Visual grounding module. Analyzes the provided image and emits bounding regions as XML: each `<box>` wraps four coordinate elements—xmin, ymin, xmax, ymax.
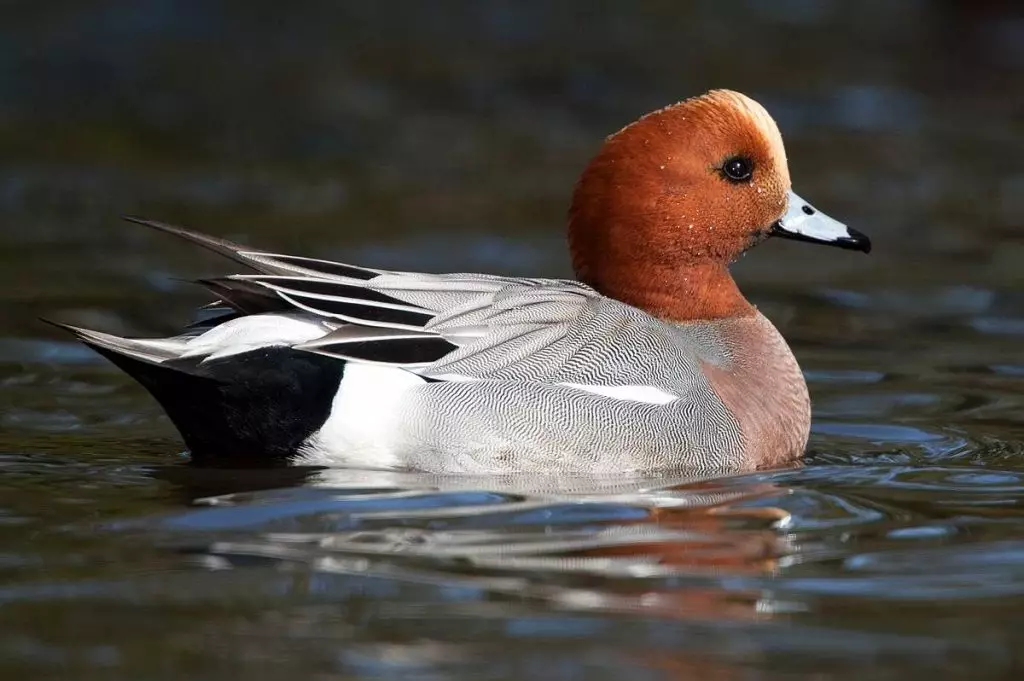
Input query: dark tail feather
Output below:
<box><xmin>121</xmin><ymin>215</ymin><xmax>383</xmax><ymax>280</ymax></box>
<box><xmin>195</xmin><ymin>277</ymin><xmax>293</xmax><ymax>315</ymax></box>
<box><xmin>120</xmin><ymin>216</ymin><xmax>261</xmax><ymax>272</ymax></box>
<box><xmin>49</xmin><ymin>321</ymin><xmax>346</xmax><ymax>463</ymax></box>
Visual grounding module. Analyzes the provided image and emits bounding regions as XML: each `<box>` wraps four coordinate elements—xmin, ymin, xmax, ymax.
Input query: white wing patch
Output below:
<box><xmin>558</xmin><ymin>383</ymin><xmax>679</xmax><ymax>405</ymax></box>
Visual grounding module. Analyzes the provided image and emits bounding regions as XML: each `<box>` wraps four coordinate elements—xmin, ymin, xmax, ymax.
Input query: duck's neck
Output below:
<box><xmin>586</xmin><ymin>260</ymin><xmax>754</xmax><ymax>322</ymax></box>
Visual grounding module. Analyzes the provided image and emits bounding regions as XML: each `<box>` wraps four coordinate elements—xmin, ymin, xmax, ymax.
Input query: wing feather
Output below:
<box><xmin>295</xmin><ymin>326</ymin><xmax>457</xmax><ymax>366</ymax></box>
<box><xmin>275</xmin><ymin>291</ymin><xmax>435</xmax><ymax>329</ymax></box>
<box><xmin>120</xmin><ymin>218</ymin><xmax>686</xmax><ymax>389</ymax></box>
<box><xmin>122</xmin><ymin>216</ymin><xmax>384</xmax><ymax>279</ymax></box>
<box><xmin>196</xmin><ymin>278</ymin><xmax>293</xmax><ymax>314</ymax></box>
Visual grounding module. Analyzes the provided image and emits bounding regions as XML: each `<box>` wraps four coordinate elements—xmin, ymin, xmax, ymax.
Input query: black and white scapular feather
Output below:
<box><xmin>50</xmin><ymin>218</ymin><xmax>718</xmax><ymax>473</ymax></box>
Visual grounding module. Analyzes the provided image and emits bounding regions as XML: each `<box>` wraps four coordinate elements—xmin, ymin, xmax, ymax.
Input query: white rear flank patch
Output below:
<box><xmin>181</xmin><ymin>313</ymin><xmax>332</xmax><ymax>361</ymax></box>
<box><xmin>299</xmin><ymin>363</ymin><xmax>423</xmax><ymax>468</ymax></box>
<box><xmin>558</xmin><ymin>382</ymin><xmax>679</xmax><ymax>405</ymax></box>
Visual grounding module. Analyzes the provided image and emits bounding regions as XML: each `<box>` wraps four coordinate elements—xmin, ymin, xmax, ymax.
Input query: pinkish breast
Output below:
<box><xmin>699</xmin><ymin>312</ymin><xmax>811</xmax><ymax>469</ymax></box>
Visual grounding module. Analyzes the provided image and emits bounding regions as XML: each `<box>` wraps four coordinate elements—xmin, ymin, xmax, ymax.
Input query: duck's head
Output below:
<box><xmin>568</xmin><ymin>89</ymin><xmax>870</xmax><ymax>321</ymax></box>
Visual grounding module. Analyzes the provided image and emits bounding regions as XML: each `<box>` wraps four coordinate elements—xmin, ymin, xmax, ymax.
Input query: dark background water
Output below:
<box><xmin>3</xmin><ymin>2</ymin><xmax>1024</xmax><ymax>679</ymax></box>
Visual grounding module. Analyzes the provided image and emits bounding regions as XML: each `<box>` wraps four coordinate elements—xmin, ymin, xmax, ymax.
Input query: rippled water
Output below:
<box><xmin>3</xmin><ymin>2</ymin><xmax>1024</xmax><ymax>679</ymax></box>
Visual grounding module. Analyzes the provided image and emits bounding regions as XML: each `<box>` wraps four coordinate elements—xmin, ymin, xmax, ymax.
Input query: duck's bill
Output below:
<box><xmin>771</xmin><ymin>190</ymin><xmax>871</xmax><ymax>253</ymax></box>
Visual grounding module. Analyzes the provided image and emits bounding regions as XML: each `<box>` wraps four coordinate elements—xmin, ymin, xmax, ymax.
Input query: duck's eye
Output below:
<box><xmin>722</xmin><ymin>156</ymin><xmax>754</xmax><ymax>183</ymax></box>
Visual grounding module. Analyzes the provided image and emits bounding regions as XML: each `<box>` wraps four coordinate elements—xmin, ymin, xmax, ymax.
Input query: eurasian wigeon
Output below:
<box><xmin>54</xmin><ymin>89</ymin><xmax>870</xmax><ymax>473</ymax></box>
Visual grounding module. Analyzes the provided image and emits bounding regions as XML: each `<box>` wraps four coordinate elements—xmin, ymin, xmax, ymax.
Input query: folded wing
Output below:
<box><xmin>123</xmin><ymin>218</ymin><xmax>693</xmax><ymax>398</ymax></box>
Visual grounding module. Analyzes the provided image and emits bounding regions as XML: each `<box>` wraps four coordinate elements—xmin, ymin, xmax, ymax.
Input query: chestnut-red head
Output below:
<box><xmin>568</xmin><ymin>90</ymin><xmax>868</xmax><ymax>321</ymax></box>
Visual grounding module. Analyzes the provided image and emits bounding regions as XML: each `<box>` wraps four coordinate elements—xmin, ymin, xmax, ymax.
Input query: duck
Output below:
<box><xmin>53</xmin><ymin>89</ymin><xmax>870</xmax><ymax>474</ymax></box>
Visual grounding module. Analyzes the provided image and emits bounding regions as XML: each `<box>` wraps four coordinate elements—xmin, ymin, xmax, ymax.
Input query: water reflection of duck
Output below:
<box><xmin>163</xmin><ymin>467</ymin><xmax>794</xmax><ymax>624</ymax></box>
<box><xmin>52</xmin><ymin>90</ymin><xmax>869</xmax><ymax>473</ymax></box>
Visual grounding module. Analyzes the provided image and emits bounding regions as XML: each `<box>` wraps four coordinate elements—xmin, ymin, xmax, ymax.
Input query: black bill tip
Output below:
<box><xmin>770</xmin><ymin>223</ymin><xmax>872</xmax><ymax>254</ymax></box>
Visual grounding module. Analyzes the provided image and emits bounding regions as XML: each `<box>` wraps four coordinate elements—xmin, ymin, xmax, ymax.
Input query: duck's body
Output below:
<box><xmin>56</xmin><ymin>89</ymin><xmax>869</xmax><ymax>473</ymax></box>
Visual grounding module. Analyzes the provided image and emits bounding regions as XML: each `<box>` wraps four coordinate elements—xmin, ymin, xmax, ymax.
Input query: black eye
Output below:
<box><xmin>722</xmin><ymin>156</ymin><xmax>754</xmax><ymax>183</ymax></box>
